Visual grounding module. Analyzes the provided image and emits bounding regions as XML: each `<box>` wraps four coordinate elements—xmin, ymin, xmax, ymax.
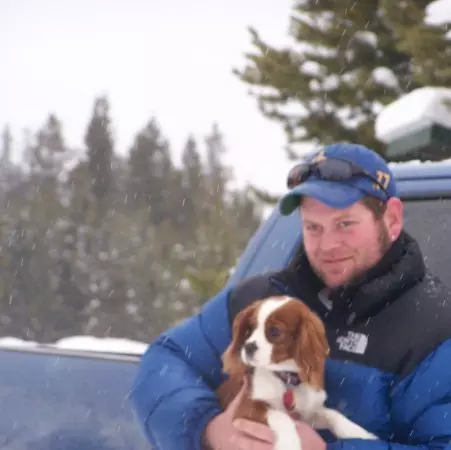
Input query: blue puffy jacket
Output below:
<box><xmin>131</xmin><ymin>235</ymin><xmax>451</xmax><ymax>450</ymax></box>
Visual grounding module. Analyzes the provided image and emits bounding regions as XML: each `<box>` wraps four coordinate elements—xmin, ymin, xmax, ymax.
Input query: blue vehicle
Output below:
<box><xmin>0</xmin><ymin>160</ymin><xmax>450</xmax><ymax>449</ymax></box>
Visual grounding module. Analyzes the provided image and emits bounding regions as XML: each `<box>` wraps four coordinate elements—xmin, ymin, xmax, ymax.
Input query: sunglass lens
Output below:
<box><xmin>287</xmin><ymin>164</ymin><xmax>310</xmax><ymax>188</ymax></box>
<box><xmin>316</xmin><ymin>159</ymin><xmax>353</xmax><ymax>180</ymax></box>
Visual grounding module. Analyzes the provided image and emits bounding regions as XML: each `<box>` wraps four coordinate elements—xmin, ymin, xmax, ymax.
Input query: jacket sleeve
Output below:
<box><xmin>327</xmin><ymin>339</ymin><xmax>451</xmax><ymax>450</ymax></box>
<box><xmin>130</xmin><ymin>287</ymin><xmax>233</xmax><ymax>450</ymax></box>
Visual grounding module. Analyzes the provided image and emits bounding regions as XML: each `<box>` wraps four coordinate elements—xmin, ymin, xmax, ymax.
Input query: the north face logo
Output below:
<box><xmin>336</xmin><ymin>331</ymin><xmax>368</xmax><ymax>355</ymax></box>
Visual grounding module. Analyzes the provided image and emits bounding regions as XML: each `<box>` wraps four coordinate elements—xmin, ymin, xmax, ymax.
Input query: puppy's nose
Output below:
<box><xmin>244</xmin><ymin>341</ymin><xmax>258</xmax><ymax>358</ymax></box>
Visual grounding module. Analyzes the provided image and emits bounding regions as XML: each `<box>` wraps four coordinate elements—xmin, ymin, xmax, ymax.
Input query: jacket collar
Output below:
<box><xmin>271</xmin><ymin>231</ymin><xmax>426</xmax><ymax>326</ymax></box>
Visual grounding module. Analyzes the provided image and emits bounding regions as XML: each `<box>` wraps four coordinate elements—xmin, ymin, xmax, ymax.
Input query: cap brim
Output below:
<box><xmin>279</xmin><ymin>179</ymin><xmax>365</xmax><ymax>215</ymax></box>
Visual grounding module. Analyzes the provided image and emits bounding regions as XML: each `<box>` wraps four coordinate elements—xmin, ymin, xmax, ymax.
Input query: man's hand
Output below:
<box><xmin>203</xmin><ymin>379</ymin><xmax>326</xmax><ymax>450</ymax></box>
<box><xmin>203</xmin><ymin>380</ymin><xmax>251</xmax><ymax>449</ymax></box>
<box><xmin>230</xmin><ymin>417</ymin><xmax>327</xmax><ymax>450</ymax></box>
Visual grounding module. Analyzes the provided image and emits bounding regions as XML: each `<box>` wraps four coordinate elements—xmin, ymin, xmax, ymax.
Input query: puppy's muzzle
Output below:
<box><xmin>244</xmin><ymin>341</ymin><xmax>258</xmax><ymax>359</ymax></box>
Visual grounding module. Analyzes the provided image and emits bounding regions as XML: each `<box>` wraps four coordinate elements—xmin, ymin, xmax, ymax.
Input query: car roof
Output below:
<box><xmin>390</xmin><ymin>159</ymin><xmax>451</xmax><ymax>181</ymax></box>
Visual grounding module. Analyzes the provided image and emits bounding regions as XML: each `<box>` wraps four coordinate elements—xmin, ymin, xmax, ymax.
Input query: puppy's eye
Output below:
<box><xmin>268</xmin><ymin>327</ymin><xmax>281</xmax><ymax>338</ymax></box>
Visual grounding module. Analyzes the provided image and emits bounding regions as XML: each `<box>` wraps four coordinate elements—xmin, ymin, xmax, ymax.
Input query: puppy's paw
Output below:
<box><xmin>308</xmin><ymin>408</ymin><xmax>333</xmax><ymax>430</ymax></box>
<box><xmin>311</xmin><ymin>407</ymin><xmax>378</xmax><ymax>440</ymax></box>
<box><xmin>267</xmin><ymin>409</ymin><xmax>302</xmax><ymax>450</ymax></box>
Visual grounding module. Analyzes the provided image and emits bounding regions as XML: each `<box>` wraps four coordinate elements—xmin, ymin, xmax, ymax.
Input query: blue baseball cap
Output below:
<box><xmin>279</xmin><ymin>143</ymin><xmax>397</xmax><ymax>216</ymax></box>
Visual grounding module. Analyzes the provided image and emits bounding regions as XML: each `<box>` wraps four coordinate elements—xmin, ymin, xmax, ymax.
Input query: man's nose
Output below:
<box><xmin>244</xmin><ymin>341</ymin><xmax>258</xmax><ymax>358</ymax></box>
<box><xmin>319</xmin><ymin>231</ymin><xmax>341</xmax><ymax>251</ymax></box>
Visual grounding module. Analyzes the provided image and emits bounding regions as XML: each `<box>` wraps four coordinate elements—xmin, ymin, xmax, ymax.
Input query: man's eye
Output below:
<box><xmin>305</xmin><ymin>224</ymin><xmax>319</xmax><ymax>232</ymax></box>
<box><xmin>339</xmin><ymin>221</ymin><xmax>354</xmax><ymax>228</ymax></box>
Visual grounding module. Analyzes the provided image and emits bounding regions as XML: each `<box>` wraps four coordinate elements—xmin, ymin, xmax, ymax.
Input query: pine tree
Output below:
<box><xmin>1</xmin><ymin>125</ymin><xmax>12</xmax><ymax>165</ymax></box>
<box><xmin>381</xmin><ymin>0</ymin><xmax>451</xmax><ymax>86</ymax></box>
<box><xmin>204</xmin><ymin>123</ymin><xmax>230</xmax><ymax>201</ymax></box>
<box><xmin>179</xmin><ymin>134</ymin><xmax>205</xmax><ymax>237</ymax></box>
<box><xmin>26</xmin><ymin>114</ymin><xmax>69</xmax><ymax>179</ymax></box>
<box><xmin>235</xmin><ymin>0</ymin><xmax>451</xmax><ymax>159</ymax></box>
<box><xmin>22</xmin><ymin>115</ymin><xmax>69</xmax><ymax>227</ymax></box>
<box><xmin>0</xmin><ymin>108</ymin><xmax>264</xmax><ymax>341</ymax></box>
<box><xmin>127</xmin><ymin>118</ymin><xmax>174</xmax><ymax>225</ymax></box>
<box><xmin>0</xmin><ymin>125</ymin><xmax>21</xmax><ymax>193</ymax></box>
<box><xmin>181</xmin><ymin>134</ymin><xmax>204</xmax><ymax>198</ymax></box>
<box><xmin>84</xmin><ymin>96</ymin><xmax>114</xmax><ymax>217</ymax></box>
<box><xmin>185</xmin><ymin>124</ymin><xmax>261</xmax><ymax>302</ymax></box>
<box><xmin>0</xmin><ymin>116</ymin><xmax>87</xmax><ymax>340</ymax></box>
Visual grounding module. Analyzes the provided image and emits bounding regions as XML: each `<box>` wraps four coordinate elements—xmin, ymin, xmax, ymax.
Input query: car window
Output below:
<box><xmin>237</xmin><ymin>210</ymin><xmax>302</xmax><ymax>280</ymax></box>
<box><xmin>403</xmin><ymin>198</ymin><xmax>451</xmax><ymax>288</ymax></box>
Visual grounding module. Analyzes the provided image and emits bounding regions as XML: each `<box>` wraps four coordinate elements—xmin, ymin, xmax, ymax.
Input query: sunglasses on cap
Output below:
<box><xmin>286</xmin><ymin>157</ymin><xmax>389</xmax><ymax>199</ymax></box>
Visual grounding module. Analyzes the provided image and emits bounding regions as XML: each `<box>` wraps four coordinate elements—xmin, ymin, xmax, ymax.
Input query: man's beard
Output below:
<box><xmin>312</xmin><ymin>222</ymin><xmax>392</xmax><ymax>288</ymax></box>
<box><xmin>377</xmin><ymin>222</ymin><xmax>391</xmax><ymax>255</ymax></box>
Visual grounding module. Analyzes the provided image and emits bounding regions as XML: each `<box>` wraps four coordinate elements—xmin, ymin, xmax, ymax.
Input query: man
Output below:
<box><xmin>131</xmin><ymin>143</ymin><xmax>451</xmax><ymax>450</ymax></box>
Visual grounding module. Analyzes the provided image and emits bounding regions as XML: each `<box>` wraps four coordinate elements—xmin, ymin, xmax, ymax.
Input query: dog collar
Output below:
<box><xmin>274</xmin><ymin>371</ymin><xmax>302</xmax><ymax>387</ymax></box>
<box><xmin>273</xmin><ymin>371</ymin><xmax>301</xmax><ymax>414</ymax></box>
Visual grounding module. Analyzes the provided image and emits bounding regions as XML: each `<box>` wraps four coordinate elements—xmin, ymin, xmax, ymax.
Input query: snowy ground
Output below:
<box><xmin>0</xmin><ymin>335</ymin><xmax>148</xmax><ymax>355</ymax></box>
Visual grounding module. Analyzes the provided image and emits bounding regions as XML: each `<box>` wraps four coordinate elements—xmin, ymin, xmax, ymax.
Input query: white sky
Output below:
<box><xmin>1</xmin><ymin>0</ymin><xmax>297</xmax><ymax>195</ymax></box>
<box><xmin>2</xmin><ymin>0</ymin><xmax>450</xmax><ymax>195</ymax></box>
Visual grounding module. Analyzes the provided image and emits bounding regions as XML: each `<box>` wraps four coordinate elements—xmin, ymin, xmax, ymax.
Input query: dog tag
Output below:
<box><xmin>283</xmin><ymin>390</ymin><xmax>295</xmax><ymax>411</ymax></box>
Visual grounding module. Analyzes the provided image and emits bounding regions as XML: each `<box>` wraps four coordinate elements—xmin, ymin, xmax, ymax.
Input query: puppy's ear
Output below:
<box><xmin>294</xmin><ymin>308</ymin><xmax>329</xmax><ymax>390</ymax></box>
<box><xmin>222</xmin><ymin>302</ymin><xmax>259</xmax><ymax>379</ymax></box>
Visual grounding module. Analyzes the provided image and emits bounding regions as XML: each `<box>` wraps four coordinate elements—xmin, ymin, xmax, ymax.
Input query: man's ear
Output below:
<box><xmin>384</xmin><ymin>197</ymin><xmax>403</xmax><ymax>241</ymax></box>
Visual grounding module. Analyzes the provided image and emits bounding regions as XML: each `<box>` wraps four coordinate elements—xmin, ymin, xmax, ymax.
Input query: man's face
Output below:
<box><xmin>300</xmin><ymin>197</ymin><xmax>392</xmax><ymax>288</ymax></box>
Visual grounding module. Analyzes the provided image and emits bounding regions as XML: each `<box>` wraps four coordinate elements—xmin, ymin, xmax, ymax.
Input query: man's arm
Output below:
<box><xmin>130</xmin><ymin>287</ymin><xmax>232</xmax><ymax>450</ymax></box>
<box><xmin>326</xmin><ymin>339</ymin><xmax>451</xmax><ymax>450</ymax></box>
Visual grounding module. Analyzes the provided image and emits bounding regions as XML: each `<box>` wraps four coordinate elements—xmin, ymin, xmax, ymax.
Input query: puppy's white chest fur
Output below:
<box><xmin>250</xmin><ymin>368</ymin><xmax>329</xmax><ymax>450</ymax></box>
<box><xmin>293</xmin><ymin>383</ymin><xmax>327</xmax><ymax>421</ymax></box>
<box><xmin>251</xmin><ymin>368</ymin><xmax>286</xmax><ymax>410</ymax></box>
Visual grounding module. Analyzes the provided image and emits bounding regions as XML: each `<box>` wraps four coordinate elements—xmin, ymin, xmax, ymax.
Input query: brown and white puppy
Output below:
<box><xmin>216</xmin><ymin>295</ymin><xmax>377</xmax><ymax>450</ymax></box>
